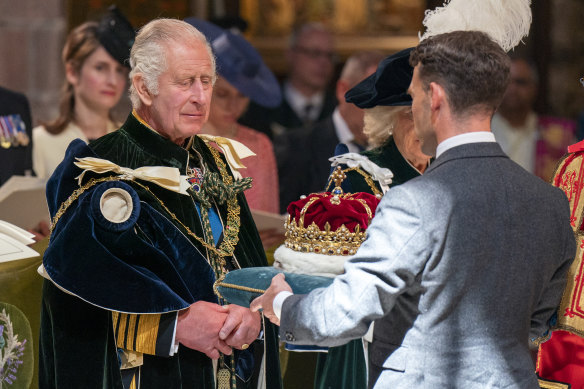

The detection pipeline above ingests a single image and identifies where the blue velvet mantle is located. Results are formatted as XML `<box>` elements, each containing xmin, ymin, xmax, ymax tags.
<box><xmin>43</xmin><ymin>141</ymin><xmax>217</xmax><ymax>313</ymax></box>
<box><xmin>39</xmin><ymin>113</ymin><xmax>282</xmax><ymax>389</ymax></box>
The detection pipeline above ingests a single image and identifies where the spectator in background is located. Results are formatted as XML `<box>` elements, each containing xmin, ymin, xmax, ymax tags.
<box><xmin>32</xmin><ymin>7</ymin><xmax>134</xmax><ymax>179</ymax></box>
<box><xmin>275</xmin><ymin>50</ymin><xmax>384</xmax><ymax>213</ymax></box>
<box><xmin>492</xmin><ymin>56</ymin><xmax>576</xmax><ymax>181</ymax></box>
<box><xmin>239</xmin><ymin>23</ymin><xmax>337</xmax><ymax>138</ymax></box>
<box><xmin>0</xmin><ymin>86</ymin><xmax>33</xmax><ymax>185</ymax></box>
<box><xmin>186</xmin><ymin>18</ymin><xmax>281</xmax><ymax>214</ymax></box>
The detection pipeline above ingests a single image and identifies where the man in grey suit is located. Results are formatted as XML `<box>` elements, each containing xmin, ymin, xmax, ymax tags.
<box><xmin>251</xmin><ymin>30</ymin><xmax>576</xmax><ymax>388</ymax></box>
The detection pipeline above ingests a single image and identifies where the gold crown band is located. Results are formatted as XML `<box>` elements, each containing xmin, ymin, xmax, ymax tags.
<box><xmin>284</xmin><ymin>218</ymin><xmax>367</xmax><ymax>256</ymax></box>
<box><xmin>285</xmin><ymin>167</ymin><xmax>376</xmax><ymax>256</ymax></box>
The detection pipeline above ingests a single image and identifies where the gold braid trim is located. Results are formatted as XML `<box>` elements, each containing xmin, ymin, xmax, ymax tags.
<box><xmin>215</xmin><ymin>282</ymin><xmax>266</xmax><ymax>295</ymax></box>
<box><xmin>213</xmin><ymin>274</ymin><xmax>266</xmax><ymax>299</ymax></box>
<box><xmin>205</xmin><ymin>144</ymin><xmax>240</xmax><ymax>389</ymax></box>
<box><xmin>537</xmin><ymin>379</ymin><xmax>570</xmax><ymax>389</ymax></box>
<box><xmin>49</xmin><ymin>176</ymin><xmax>120</xmax><ymax>236</ymax></box>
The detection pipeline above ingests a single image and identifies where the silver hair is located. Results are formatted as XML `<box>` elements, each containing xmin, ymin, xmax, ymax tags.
<box><xmin>363</xmin><ymin>106</ymin><xmax>408</xmax><ymax>148</ymax></box>
<box><xmin>339</xmin><ymin>50</ymin><xmax>384</xmax><ymax>86</ymax></box>
<box><xmin>129</xmin><ymin>18</ymin><xmax>216</xmax><ymax>108</ymax></box>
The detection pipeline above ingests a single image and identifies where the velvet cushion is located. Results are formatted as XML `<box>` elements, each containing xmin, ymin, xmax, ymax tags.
<box><xmin>215</xmin><ymin>267</ymin><xmax>333</xmax><ymax>308</ymax></box>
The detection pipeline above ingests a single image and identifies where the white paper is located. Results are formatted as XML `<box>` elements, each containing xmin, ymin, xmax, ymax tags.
<box><xmin>0</xmin><ymin>232</ymin><xmax>39</xmax><ymax>263</ymax></box>
<box><xmin>0</xmin><ymin>220</ymin><xmax>36</xmax><ymax>245</ymax></box>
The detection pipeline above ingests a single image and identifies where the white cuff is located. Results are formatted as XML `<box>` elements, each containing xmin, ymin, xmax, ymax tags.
<box><xmin>273</xmin><ymin>291</ymin><xmax>293</xmax><ymax>320</ymax></box>
<box><xmin>170</xmin><ymin>312</ymin><xmax>179</xmax><ymax>356</ymax></box>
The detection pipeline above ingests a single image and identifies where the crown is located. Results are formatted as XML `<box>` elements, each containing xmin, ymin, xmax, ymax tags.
<box><xmin>283</xmin><ymin>167</ymin><xmax>381</xmax><ymax>256</ymax></box>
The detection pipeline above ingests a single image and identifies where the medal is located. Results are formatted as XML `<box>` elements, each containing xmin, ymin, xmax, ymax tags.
<box><xmin>0</xmin><ymin>116</ymin><xmax>11</xmax><ymax>149</ymax></box>
<box><xmin>187</xmin><ymin>167</ymin><xmax>204</xmax><ymax>192</ymax></box>
<box><xmin>10</xmin><ymin>115</ymin><xmax>29</xmax><ymax>147</ymax></box>
<box><xmin>3</xmin><ymin>116</ymin><xmax>19</xmax><ymax>147</ymax></box>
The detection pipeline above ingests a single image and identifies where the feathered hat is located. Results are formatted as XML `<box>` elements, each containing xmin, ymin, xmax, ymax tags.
<box><xmin>419</xmin><ymin>0</ymin><xmax>532</xmax><ymax>52</ymax></box>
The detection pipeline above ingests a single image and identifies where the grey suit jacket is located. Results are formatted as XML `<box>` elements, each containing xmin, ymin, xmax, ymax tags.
<box><xmin>280</xmin><ymin>142</ymin><xmax>575</xmax><ymax>388</ymax></box>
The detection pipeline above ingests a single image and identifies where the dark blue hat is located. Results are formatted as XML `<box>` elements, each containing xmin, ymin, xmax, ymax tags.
<box><xmin>184</xmin><ymin>17</ymin><xmax>282</xmax><ymax>108</ymax></box>
<box><xmin>96</xmin><ymin>6</ymin><xmax>135</xmax><ymax>68</ymax></box>
<box><xmin>345</xmin><ymin>47</ymin><xmax>413</xmax><ymax>108</ymax></box>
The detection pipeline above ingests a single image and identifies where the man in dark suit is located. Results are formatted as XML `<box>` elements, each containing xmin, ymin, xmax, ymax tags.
<box><xmin>0</xmin><ymin>86</ymin><xmax>33</xmax><ymax>185</ymax></box>
<box><xmin>252</xmin><ymin>30</ymin><xmax>575</xmax><ymax>388</ymax></box>
<box><xmin>238</xmin><ymin>23</ymin><xmax>337</xmax><ymax>138</ymax></box>
<box><xmin>275</xmin><ymin>50</ymin><xmax>384</xmax><ymax>213</ymax></box>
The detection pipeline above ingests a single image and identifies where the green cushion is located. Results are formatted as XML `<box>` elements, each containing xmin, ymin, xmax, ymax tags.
<box><xmin>215</xmin><ymin>267</ymin><xmax>333</xmax><ymax>308</ymax></box>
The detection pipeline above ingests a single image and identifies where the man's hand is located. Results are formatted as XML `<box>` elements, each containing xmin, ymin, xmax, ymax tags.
<box><xmin>176</xmin><ymin>301</ymin><xmax>231</xmax><ymax>359</ymax></box>
<box><xmin>250</xmin><ymin>273</ymin><xmax>292</xmax><ymax>326</ymax></box>
<box><xmin>219</xmin><ymin>305</ymin><xmax>261</xmax><ymax>350</ymax></box>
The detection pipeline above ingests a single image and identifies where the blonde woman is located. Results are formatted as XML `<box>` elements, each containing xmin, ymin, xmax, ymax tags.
<box><xmin>327</xmin><ymin>48</ymin><xmax>430</xmax><ymax>197</ymax></box>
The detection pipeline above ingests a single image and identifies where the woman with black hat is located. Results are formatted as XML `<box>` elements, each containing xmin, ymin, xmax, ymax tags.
<box><xmin>32</xmin><ymin>7</ymin><xmax>134</xmax><ymax>180</ymax></box>
<box><xmin>326</xmin><ymin>48</ymin><xmax>430</xmax><ymax>197</ymax></box>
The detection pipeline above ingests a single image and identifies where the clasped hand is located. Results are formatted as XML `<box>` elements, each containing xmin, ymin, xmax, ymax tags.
<box><xmin>176</xmin><ymin>300</ymin><xmax>260</xmax><ymax>360</ymax></box>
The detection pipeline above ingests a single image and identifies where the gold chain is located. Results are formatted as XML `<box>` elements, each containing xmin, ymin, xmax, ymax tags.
<box><xmin>205</xmin><ymin>144</ymin><xmax>240</xmax><ymax>389</ymax></box>
<box><xmin>206</xmin><ymin>144</ymin><xmax>242</xmax><ymax>259</ymax></box>
<box><xmin>49</xmin><ymin>176</ymin><xmax>120</xmax><ymax>236</ymax></box>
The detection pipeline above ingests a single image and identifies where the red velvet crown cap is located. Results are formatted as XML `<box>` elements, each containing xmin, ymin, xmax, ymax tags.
<box><xmin>286</xmin><ymin>192</ymin><xmax>381</xmax><ymax>232</ymax></box>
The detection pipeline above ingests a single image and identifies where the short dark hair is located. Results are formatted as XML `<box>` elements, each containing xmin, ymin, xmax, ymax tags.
<box><xmin>409</xmin><ymin>31</ymin><xmax>511</xmax><ymax>118</ymax></box>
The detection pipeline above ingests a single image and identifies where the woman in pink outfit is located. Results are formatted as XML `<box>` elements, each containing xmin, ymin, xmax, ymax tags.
<box><xmin>186</xmin><ymin>17</ymin><xmax>282</xmax><ymax>214</ymax></box>
<box><xmin>204</xmin><ymin>77</ymin><xmax>280</xmax><ymax>213</ymax></box>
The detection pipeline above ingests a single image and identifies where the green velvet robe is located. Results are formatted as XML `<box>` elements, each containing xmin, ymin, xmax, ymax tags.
<box><xmin>318</xmin><ymin>137</ymin><xmax>425</xmax><ymax>389</ymax></box>
<box><xmin>39</xmin><ymin>113</ymin><xmax>282</xmax><ymax>389</ymax></box>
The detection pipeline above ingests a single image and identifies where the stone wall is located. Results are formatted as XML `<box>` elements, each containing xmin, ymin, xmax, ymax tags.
<box><xmin>0</xmin><ymin>0</ymin><xmax>66</xmax><ymax>126</ymax></box>
<box><xmin>549</xmin><ymin>0</ymin><xmax>584</xmax><ymax>120</ymax></box>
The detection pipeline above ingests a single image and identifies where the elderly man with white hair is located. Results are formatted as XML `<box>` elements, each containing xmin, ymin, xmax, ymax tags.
<box><xmin>38</xmin><ymin>18</ymin><xmax>282</xmax><ymax>389</ymax></box>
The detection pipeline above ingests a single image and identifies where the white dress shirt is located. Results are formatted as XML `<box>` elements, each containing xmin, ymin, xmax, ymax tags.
<box><xmin>435</xmin><ymin>131</ymin><xmax>496</xmax><ymax>159</ymax></box>
<box><xmin>332</xmin><ymin>108</ymin><xmax>362</xmax><ymax>153</ymax></box>
<box><xmin>284</xmin><ymin>82</ymin><xmax>324</xmax><ymax>123</ymax></box>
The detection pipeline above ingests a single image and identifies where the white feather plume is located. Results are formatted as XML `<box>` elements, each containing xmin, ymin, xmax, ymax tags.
<box><xmin>419</xmin><ymin>0</ymin><xmax>532</xmax><ymax>52</ymax></box>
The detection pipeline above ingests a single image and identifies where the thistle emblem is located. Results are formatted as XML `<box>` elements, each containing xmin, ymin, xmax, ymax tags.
<box><xmin>0</xmin><ymin>308</ymin><xmax>26</xmax><ymax>386</ymax></box>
